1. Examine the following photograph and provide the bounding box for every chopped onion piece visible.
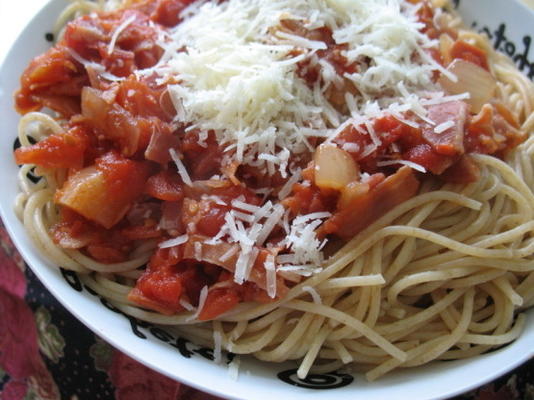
[438,59,496,113]
[314,144,359,190]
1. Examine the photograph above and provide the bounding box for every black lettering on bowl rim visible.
[277,368,354,390]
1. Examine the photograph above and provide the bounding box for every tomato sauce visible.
[14,0,526,320]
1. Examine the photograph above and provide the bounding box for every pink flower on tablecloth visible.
[0,225,59,400]
[0,289,40,381]
[0,241,25,299]
[107,351,223,400]
[0,381,27,400]
[108,352,182,400]
[0,228,25,273]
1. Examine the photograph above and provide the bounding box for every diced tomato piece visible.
[146,169,184,201]
[14,125,89,169]
[282,181,338,216]
[150,247,183,270]
[198,288,240,321]
[404,144,455,175]
[333,115,423,171]
[56,151,151,228]
[450,40,489,71]
[466,104,526,156]
[332,124,372,161]
[116,75,172,121]
[212,184,263,206]
[15,46,87,115]
[180,132,224,180]
[100,47,136,77]
[51,208,103,249]
[150,0,198,27]
[96,150,152,197]
[129,271,184,315]
[197,205,228,237]
[128,247,189,314]
[129,255,225,315]
[63,9,161,72]
[241,281,275,304]
[179,264,214,306]
[181,197,232,237]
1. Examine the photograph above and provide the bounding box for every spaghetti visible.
[13,0,534,381]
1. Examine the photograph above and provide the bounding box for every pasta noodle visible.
[13,0,534,381]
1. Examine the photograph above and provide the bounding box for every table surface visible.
[0,1,532,399]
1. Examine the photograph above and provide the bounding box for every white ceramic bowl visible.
[0,1,533,399]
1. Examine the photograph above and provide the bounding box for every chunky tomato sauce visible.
[14,0,525,319]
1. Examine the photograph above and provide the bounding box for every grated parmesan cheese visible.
[264,254,277,298]
[434,120,455,134]
[277,168,301,200]
[152,0,456,177]
[107,14,136,55]
[159,234,188,249]
[179,298,195,311]
[376,159,427,173]
[186,285,209,322]
[342,142,361,153]
[169,148,193,186]
[212,198,330,284]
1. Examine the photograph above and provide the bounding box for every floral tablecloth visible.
[0,220,532,400]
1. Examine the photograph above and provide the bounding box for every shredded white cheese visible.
[159,234,189,249]
[107,14,136,55]
[434,120,455,134]
[152,0,451,177]
[264,254,277,298]
[277,168,301,200]
[276,211,331,276]
[179,298,195,311]
[376,159,427,173]
[186,285,209,321]
[212,200,330,283]
[169,148,193,186]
